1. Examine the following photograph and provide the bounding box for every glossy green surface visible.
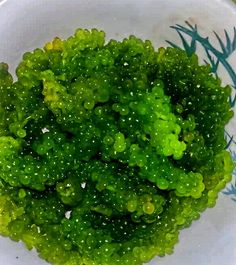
[0,29,234,265]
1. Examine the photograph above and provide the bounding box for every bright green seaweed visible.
[0,29,234,265]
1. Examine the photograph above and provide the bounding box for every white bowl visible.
[0,1,236,265]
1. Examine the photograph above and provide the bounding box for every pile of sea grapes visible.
[0,29,234,265]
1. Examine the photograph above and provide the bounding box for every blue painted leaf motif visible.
[222,179,236,201]
[203,48,219,74]
[222,178,236,196]
[167,21,236,108]
[213,29,236,58]
[222,182,236,196]
[225,134,234,149]
[214,31,227,56]
[167,21,236,201]
[165,40,181,49]
[225,29,233,55]
[225,130,236,149]
[232,27,236,51]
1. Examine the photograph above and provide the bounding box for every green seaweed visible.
[0,29,234,265]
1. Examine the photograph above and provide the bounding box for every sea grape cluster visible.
[0,29,234,265]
